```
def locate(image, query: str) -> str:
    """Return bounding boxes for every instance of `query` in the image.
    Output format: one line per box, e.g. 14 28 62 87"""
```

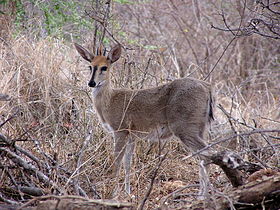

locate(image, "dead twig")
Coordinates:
71 131 93 197
0 147 60 192
0 192 19 205
85 6 121 46
160 184 199 206
0 110 18 128
100 0 111 43
211 1 280 39
186 129 280 160
203 37 236 81
137 152 168 210
0 134 42 168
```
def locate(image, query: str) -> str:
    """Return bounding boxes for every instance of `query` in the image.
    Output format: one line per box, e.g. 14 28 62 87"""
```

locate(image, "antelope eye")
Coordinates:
100 66 107 72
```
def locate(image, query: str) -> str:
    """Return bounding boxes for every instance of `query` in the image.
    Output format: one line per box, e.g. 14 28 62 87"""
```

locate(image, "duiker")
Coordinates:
75 43 214 197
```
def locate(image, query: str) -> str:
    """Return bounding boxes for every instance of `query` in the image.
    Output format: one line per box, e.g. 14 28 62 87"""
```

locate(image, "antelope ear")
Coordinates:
107 44 122 63
74 43 94 62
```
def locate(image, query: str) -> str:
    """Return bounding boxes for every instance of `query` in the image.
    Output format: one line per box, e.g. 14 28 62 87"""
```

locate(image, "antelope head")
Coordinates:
74 43 122 88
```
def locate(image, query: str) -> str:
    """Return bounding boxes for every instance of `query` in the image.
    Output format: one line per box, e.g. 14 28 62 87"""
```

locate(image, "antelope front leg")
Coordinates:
111 131 128 196
123 138 135 195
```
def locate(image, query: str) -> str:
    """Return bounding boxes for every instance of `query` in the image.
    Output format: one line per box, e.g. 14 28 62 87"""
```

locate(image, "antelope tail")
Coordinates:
208 90 214 123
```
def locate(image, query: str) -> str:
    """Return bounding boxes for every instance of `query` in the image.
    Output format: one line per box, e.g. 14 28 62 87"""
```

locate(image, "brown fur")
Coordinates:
75 43 214 197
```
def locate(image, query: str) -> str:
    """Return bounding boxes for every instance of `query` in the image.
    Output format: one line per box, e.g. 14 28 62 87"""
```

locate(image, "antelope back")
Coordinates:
74 43 122 87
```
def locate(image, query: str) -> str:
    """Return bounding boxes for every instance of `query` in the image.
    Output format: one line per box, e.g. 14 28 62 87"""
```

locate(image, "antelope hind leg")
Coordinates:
198 159 211 200
171 126 212 199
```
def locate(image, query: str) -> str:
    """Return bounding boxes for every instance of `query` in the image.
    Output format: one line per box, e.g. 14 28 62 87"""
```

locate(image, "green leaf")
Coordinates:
144 45 158 50
0 0 8 4
113 0 134 4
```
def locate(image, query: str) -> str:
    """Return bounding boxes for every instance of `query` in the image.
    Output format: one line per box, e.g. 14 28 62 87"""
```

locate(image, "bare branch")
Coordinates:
212 1 280 39
187 129 280 159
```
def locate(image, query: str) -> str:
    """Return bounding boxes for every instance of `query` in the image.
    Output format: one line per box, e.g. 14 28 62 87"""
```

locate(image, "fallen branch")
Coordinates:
177 174 280 210
0 134 42 168
210 151 245 187
18 186 44 197
18 195 133 210
0 192 19 205
0 147 59 192
218 174 280 209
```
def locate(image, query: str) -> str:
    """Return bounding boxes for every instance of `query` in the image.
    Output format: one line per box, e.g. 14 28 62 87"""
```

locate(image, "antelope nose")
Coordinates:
88 81 96 87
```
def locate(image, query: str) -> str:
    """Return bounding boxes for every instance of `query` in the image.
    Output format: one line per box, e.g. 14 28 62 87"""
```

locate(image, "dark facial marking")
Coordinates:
92 66 97 77
88 66 98 87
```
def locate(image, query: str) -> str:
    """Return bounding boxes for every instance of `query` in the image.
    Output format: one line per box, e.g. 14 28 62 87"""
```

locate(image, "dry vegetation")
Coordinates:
0 0 279 209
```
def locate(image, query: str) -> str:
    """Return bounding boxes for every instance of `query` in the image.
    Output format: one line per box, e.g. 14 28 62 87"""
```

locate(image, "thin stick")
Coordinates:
203 37 236 81
137 152 168 210
0 110 18 128
160 184 199 206
101 0 111 43
185 129 280 160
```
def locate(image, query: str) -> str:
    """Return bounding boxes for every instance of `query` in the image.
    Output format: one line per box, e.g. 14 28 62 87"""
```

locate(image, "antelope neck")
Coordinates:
92 80 112 99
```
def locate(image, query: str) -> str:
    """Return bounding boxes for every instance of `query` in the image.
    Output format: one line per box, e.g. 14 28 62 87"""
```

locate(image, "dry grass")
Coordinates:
1 35 279 208
0 1 279 209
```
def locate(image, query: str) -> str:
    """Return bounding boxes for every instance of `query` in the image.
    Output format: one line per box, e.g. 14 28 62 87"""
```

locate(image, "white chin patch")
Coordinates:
97 81 106 87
